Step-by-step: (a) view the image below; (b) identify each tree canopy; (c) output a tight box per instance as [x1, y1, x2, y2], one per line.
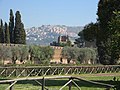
[82, 22, 98, 42]
[4, 22, 10, 43]
[61, 46, 97, 64]
[14, 11, 26, 44]
[9, 9, 14, 43]
[97, 0, 120, 64]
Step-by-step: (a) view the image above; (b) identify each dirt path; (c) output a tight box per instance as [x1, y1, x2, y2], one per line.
[79, 73, 120, 77]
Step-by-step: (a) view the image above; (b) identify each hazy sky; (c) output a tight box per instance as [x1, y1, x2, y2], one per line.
[0, 0, 99, 28]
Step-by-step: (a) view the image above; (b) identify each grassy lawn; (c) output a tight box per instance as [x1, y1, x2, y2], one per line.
[0, 74, 119, 90]
[0, 83, 110, 90]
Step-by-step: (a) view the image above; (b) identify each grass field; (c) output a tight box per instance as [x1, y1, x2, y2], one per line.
[0, 74, 120, 90]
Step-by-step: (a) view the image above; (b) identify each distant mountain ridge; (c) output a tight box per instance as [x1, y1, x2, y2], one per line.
[26, 25, 83, 45]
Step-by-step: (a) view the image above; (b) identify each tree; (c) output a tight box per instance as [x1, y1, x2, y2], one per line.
[107, 11, 120, 64]
[0, 20, 2, 43]
[14, 11, 26, 44]
[77, 48, 97, 64]
[42, 46, 54, 63]
[0, 20, 5, 43]
[97, 0, 120, 64]
[9, 9, 14, 43]
[61, 46, 79, 63]
[66, 40, 72, 46]
[19, 46, 29, 62]
[20, 23, 26, 44]
[75, 22, 98, 48]
[29, 45, 35, 64]
[74, 31, 84, 48]
[11, 46, 20, 64]
[59, 40, 72, 47]
[0, 46, 12, 64]
[83, 22, 98, 42]
[61, 46, 97, 64]
[29, 46, 54, 64]
[4, 22, 10, 43]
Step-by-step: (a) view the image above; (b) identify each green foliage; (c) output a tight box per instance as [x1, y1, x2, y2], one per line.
[0, 46, 12, 64]
[83, 22, 98, 42]
[62, 46, 79, 63]
[59, 41, 72, 47]
[9, 9, 14, 43]
[0, 9, 26, 44]
[0, 20, 3, 43]
[10, 45, 29, 64]
[4, 22, 10, 43]
[77, 48, 97, 64]
[75, 22, 98, 48]
[61, 46, 97, 64]
[14, 11, 26, 44]
[107, 11, 120, 64]
[11, 46, 20, 64]
[19, 45, 29, 62]
[74, 31, 84, 48]
[29, 45, 54, 64]
[97, 0, 120, 65]
[0, 20, 5, 43]
[14, 11, 21, 44]
[20, 23, 26, 44]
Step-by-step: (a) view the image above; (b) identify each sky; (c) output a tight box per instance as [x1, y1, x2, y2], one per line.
[0, 0, 99, 28]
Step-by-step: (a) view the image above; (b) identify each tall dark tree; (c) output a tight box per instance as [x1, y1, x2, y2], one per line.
[74, 31, 85, 48]
[20, 23, 26, 44]
[97, 0, 120, 64]
[14, 11, 26, 44]
[0, 19, 5, 43]
[107, 11, 120, 64]
[75, 22, 98, 48]
[0, 19, 2, 43]
[83, 22, 98, 42]
[9, 9, 14, 43]
[4, 22, 10, 43]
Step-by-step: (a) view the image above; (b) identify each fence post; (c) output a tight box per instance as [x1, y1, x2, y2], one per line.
[69, 77, 72, 90]
[42, 77, 45, 90]
[10, 82, 13, 90]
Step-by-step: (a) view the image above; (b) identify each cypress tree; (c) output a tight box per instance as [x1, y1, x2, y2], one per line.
[14, 11, 21, 44]
[4, 22, 10, 43]
[0, 19, 5, 43]
[14, 11, 26, 44]
[9, 9, 14, 43]
[21, 23, 26, 44]
[0, 19, 2, 43]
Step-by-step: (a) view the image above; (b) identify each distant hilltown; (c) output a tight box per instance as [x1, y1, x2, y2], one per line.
[26, 25, 83, 45]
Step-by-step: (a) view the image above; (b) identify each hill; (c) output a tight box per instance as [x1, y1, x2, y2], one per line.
[26, 25, 83, 45]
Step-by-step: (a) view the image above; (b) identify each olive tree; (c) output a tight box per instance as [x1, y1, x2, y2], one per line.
[11, 46, 20, 64]
[77, 48, 97, 64]
[19, 45, 29, 63]
[61, 46, 79, 63]
[0, 46, 12, 64]
[29, 45, 54, 64]
[62, 46, 97, 64]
